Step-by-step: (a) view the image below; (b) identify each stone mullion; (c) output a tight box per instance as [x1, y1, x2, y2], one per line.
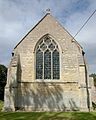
[51, 51, 53, 79]
[43, 51, 44, 80]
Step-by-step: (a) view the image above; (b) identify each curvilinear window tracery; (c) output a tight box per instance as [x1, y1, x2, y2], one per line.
[36, 35, 60, 79]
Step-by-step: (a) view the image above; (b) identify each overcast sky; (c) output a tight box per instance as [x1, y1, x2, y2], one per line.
[0, 0, 96, 74]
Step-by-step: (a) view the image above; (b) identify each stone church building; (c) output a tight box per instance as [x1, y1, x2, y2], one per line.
[4, 13, 93, 111]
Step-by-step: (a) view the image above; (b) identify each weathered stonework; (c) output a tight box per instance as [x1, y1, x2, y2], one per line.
[4, 13, 93, 111]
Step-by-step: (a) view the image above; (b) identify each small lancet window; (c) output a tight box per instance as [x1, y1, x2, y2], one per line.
[53, 50, 60, 79]
[36, 49, 43, 79]
[44, 50, 51, 79]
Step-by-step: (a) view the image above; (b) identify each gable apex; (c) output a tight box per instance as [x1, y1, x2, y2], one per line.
[14, 13, 83, 51]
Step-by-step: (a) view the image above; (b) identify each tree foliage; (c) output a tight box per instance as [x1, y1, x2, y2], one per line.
[0, 64, 7, 100]
[89, 73, 96, 86]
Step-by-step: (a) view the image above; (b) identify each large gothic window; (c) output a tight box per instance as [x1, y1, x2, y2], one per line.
[36, 35, 60, 79]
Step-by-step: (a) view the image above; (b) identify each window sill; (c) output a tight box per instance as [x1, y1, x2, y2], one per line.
[18, 80, 78, 84]
[36, 79, 60, 82]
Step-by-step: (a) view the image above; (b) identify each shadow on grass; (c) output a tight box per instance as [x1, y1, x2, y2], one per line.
[0, 112, 72, 120]
[0, 112, 96, 120]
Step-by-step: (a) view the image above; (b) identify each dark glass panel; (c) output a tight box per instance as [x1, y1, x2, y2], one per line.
[40, 43, 47, 51]
[44, 50, 51, 79]
[44, 37, 51, 45]
[56, 45, 59, 49]
[48, 43, 55, 51]
[53, 50, 60, 79]
[36, 49, 43, 79]
[37, 45, 39, 50]
[52, 39, 56, 45]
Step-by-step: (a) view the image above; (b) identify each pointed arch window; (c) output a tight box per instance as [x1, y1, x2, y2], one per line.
[36, 35, 60, 79]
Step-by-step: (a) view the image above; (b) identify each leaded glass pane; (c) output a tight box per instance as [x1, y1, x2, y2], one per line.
[53, 50, 60, 79]
[56, 45, 59, 49]
[40, 43, 47, 51]
[52, 39, 56, 45]
[37, 45, 40, 50]
[44, 50, 51, 79]
[48, 43, 55, 51]
[44, 37, 51, 44]
[36, 49, 43, 79]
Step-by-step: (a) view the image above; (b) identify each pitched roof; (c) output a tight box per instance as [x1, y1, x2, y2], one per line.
[14, 13, 83, 51]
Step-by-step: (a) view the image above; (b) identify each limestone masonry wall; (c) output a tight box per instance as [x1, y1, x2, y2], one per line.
[4, 14, 92, 111]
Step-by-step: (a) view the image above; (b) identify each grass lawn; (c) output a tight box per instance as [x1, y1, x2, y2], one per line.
[0, 112, 96, 120]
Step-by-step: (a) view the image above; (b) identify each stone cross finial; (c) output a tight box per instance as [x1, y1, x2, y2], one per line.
[46, 8, 51, 14]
